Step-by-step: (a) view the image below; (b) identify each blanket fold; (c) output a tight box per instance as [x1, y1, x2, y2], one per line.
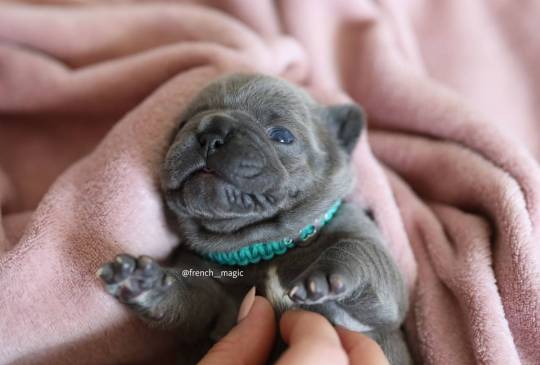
[1, 1, 539, 364]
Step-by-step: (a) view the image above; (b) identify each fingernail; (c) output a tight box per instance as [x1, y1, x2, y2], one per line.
[237, 286, 256, 322]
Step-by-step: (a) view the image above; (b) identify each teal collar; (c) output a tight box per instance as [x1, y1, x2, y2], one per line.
[204, 200, 342, 266]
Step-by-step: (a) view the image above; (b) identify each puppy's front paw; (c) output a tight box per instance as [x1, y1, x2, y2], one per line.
[287, 268, 351, 305]
[97, 254, 174, 303]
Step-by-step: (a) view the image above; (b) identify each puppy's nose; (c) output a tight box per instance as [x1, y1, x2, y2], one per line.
[198, 132, 225, 156]
[197, 115, 232, 156]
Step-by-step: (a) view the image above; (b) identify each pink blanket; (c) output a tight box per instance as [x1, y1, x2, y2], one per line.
[1, 1, 539, 364]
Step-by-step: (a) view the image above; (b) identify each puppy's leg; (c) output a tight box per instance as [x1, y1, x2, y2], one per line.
[98, 254, 177, 324]
[281, 233, 412, 364]
[97, 254, 237, 340]
[286, 238, 406, 329]
[370, 330, 413, 365]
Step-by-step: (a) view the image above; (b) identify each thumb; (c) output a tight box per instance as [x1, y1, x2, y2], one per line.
[198, 288, 276, 365]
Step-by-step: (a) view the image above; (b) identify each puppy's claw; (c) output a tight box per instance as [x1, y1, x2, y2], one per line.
[162, 274, 175, 288]
[289, 285, 298, 297]
[308, 279, 318, 294]
[138, 256, 157, 276]
[96, 265, 114, 284]
[288, 285, 306, 301]
[113, 254, 136, 280]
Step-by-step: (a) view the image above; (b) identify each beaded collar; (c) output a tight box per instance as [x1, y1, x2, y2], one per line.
[203, 200, 342, 266]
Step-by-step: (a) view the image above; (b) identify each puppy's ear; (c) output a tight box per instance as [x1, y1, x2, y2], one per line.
[324, 103, 365, 154]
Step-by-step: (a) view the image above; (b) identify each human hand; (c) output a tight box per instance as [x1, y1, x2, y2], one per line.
[198, 288, 389, 365]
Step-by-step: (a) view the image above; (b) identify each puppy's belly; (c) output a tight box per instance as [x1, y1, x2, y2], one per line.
[263, 266, 373, 333]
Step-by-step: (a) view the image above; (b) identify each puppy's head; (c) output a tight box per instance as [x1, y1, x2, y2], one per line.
[162, 74, 364, 241]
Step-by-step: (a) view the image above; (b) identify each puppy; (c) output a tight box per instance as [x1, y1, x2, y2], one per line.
[97, 74, 412, 364]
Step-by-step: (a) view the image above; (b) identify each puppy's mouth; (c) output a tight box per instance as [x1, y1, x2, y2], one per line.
[172, 163, 280, 219]
[182, 165, 226, 189]
[200, 167, 215, 174]
[185, 166, 218, 181]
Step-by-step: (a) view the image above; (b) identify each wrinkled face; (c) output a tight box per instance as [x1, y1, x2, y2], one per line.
[162, 74, 364, 233]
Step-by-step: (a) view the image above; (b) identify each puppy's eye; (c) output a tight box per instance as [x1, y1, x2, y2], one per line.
[268, 127, 295, 144]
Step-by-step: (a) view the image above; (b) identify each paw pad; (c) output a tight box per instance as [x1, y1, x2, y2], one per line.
[288, 270, 349, 304]
[97, 254, 174, 303]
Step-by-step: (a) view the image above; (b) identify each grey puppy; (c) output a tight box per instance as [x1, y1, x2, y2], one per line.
[97, 74, 411, 364]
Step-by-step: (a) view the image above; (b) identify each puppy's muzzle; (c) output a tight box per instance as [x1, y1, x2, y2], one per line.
[195, 113, 284, 193]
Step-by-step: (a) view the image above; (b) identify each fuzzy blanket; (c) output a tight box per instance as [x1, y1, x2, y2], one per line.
[1, 1, 539, 364]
